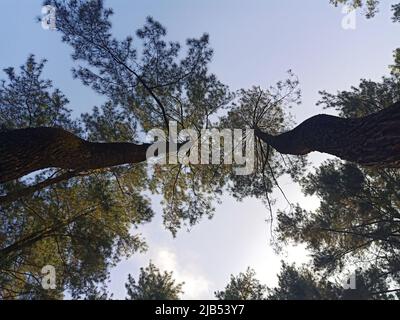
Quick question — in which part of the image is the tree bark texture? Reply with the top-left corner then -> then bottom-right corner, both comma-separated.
255,101 -> 400,168
0,127 -> 150,183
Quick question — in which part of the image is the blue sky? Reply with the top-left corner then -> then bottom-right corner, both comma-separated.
1,0 -> 399,299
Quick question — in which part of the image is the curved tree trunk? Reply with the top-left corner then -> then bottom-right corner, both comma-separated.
255,101 -> 400,168
0,127 -> 151,183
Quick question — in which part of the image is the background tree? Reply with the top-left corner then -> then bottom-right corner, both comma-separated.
125,262 -> 183,300
215,267 -> 266,300
329,0 -> 400,19
215,263 -> 395,300
267,262 -> 394,300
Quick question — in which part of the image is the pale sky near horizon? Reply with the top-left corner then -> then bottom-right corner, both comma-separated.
1,0 -> 399,299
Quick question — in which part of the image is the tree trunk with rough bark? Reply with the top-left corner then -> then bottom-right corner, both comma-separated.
0,127 -> 151,183
255,101 -> 400,168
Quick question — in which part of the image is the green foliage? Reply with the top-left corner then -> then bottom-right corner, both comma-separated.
318,77 -> 400,118
215,267 -> 266,300
43,0 -> 235,235
216,263 -> 395,300
125,262 -> 184,300
0,173 -> 151,299
46,0 -> 231,132
0,55 -> 75,131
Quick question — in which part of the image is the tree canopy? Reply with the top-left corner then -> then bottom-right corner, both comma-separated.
1,0 -> 400,299
125,262 -> 184,300
215,267 -> 267,300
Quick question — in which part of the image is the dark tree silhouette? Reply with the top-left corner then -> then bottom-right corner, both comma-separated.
267,263 -> 395,300
2,0 -> 400,187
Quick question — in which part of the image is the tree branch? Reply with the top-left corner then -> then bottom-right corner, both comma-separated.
0,170 -> 82,205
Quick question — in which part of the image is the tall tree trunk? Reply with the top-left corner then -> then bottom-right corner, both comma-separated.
0,127 -> 151,183
255,101 -> 400,167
